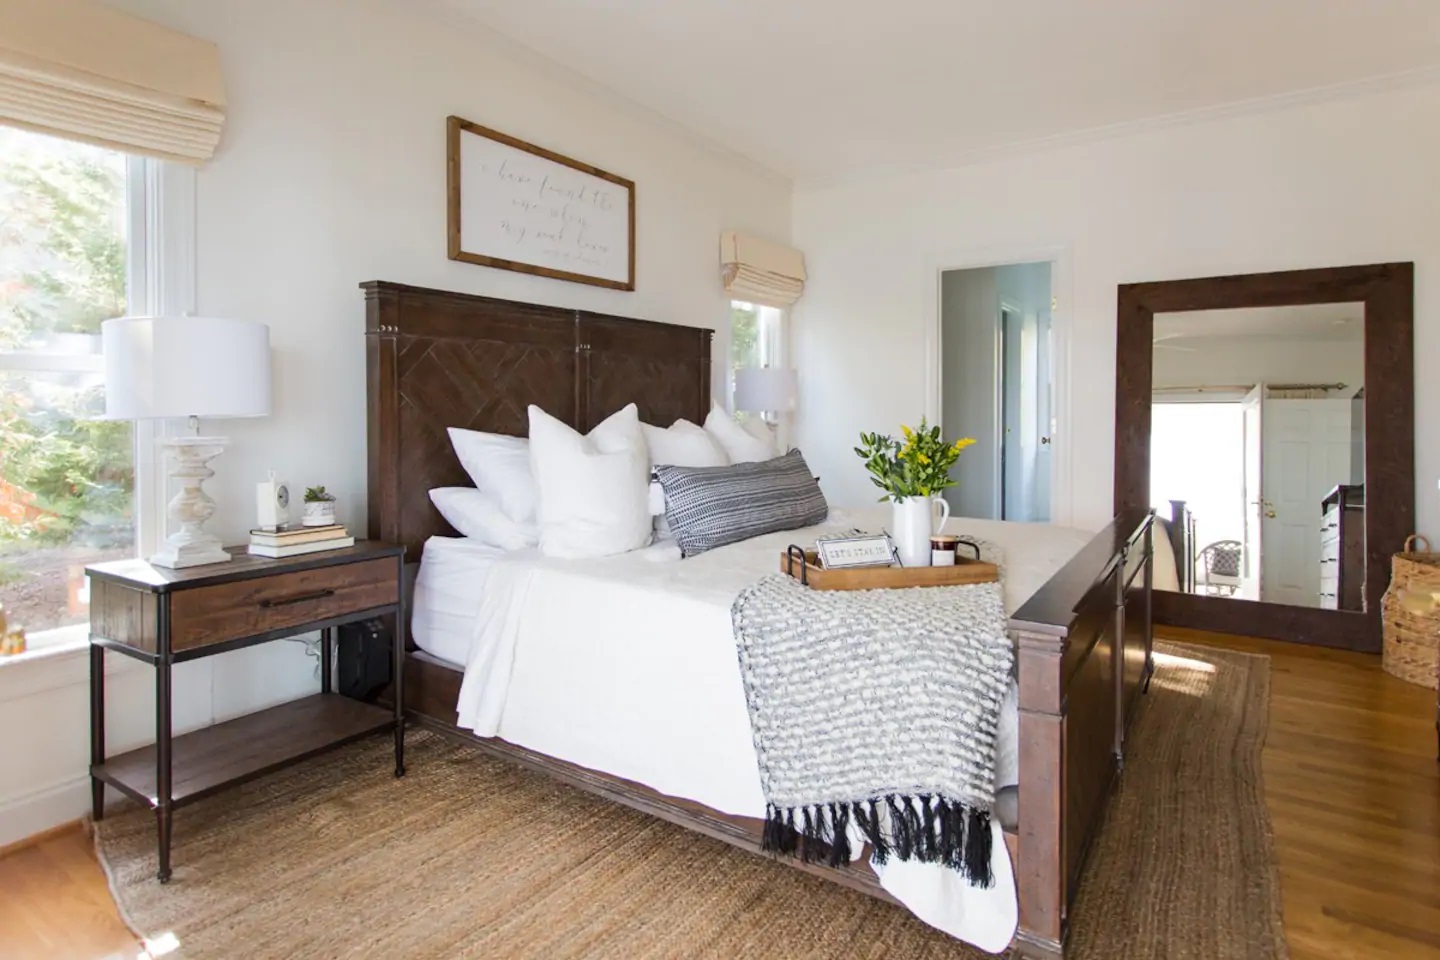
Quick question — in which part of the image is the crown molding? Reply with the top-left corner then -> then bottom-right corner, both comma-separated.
798,63 -> 1440,193
405,0 -> 792,191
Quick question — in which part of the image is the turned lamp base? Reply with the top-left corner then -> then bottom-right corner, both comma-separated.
150,436 -> 232,570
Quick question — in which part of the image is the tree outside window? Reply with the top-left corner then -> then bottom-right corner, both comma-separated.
731,301 -> 761,373
0,127 -> 135,636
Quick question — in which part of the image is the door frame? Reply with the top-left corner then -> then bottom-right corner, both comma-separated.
998,300 -> 1020,520
930,244 -> 1073,525
1238,383 -> 1265,601
1115,263 -> 1414,652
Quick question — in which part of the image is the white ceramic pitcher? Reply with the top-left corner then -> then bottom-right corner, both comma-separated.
891,495 -> 950,567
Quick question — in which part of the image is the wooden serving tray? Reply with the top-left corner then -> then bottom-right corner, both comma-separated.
780,548 -> 999,591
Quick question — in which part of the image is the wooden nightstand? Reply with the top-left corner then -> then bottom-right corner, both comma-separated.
86,541 -> 406,882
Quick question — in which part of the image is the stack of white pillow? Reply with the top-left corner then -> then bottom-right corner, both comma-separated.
430,402 -> 781,559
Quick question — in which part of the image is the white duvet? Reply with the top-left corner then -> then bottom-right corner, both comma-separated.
418,507 -> 1093,954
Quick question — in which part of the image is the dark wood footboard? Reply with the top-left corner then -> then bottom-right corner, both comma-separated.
1008,510 -> 1154,960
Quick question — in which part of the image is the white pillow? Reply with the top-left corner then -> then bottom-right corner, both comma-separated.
703,402 -> 777,463
429,487 -> 538,551
642,418 -> 729,469
643,418 -> 728,541
528,403 -> 651,559
741,415 -> 778,449
648,480 -> 675,542
447,428 -> 536,524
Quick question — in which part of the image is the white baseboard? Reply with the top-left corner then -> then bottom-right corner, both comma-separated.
0,775 -> 93,849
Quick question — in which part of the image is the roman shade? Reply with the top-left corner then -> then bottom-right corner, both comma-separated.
0,0 -> 226,163
720,231 -> 807,308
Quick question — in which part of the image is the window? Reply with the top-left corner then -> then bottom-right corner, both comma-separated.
0,126 -> 138,645
729,300 -> 784,418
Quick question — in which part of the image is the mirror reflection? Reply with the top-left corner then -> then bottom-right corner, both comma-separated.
1149,304 -> 1365,609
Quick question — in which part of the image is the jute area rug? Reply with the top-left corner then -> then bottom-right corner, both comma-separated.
95,641 -> 1286,959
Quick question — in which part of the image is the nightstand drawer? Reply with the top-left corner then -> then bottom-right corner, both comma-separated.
169,558 -> 398,652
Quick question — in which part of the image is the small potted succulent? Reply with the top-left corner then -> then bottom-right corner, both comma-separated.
302,485 -> 338,527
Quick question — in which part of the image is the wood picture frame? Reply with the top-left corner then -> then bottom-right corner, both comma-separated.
446,116 -> 636,291
1114,262 -> 1414,652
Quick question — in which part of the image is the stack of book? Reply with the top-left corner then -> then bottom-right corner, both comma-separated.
248,524 -> 355,558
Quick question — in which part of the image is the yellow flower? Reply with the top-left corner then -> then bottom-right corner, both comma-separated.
952,437 -> 976,453
917,453 -> 930,465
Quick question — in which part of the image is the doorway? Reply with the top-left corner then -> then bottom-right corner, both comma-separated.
1149,400 -> 1247,595
939,261 -> 1053,522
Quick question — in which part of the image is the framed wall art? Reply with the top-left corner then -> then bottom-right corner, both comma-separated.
446,116 -> 635,291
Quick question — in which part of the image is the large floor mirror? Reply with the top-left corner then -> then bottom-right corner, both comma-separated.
1115,264 -> 1414,651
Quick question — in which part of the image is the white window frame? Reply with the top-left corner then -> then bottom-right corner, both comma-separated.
126,155 -> 198,559
0,144 -> 195,654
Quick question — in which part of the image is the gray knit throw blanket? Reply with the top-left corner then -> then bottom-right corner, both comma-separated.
732,569 -> 1011,886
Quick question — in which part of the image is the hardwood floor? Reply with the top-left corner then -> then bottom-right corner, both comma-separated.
1165,627 -> 1440,960
0,823 -> 139,959
0,629 -> 1434,959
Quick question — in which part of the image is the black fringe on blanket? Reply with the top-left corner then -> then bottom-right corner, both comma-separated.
761,797 -> 995,888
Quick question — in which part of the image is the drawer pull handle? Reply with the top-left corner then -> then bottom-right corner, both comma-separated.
260,589 -> 336,608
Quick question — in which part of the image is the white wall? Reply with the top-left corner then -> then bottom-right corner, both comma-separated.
1152,336 -> 1364,391
792,80 -> 1439,534
0,0 -> 790,845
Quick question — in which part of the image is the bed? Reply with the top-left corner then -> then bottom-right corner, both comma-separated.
364,280 -> 1155,960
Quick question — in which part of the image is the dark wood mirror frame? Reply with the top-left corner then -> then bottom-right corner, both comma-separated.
1114,263 -> 1414,652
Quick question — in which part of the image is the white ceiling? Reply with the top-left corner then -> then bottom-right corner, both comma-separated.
439,0 -> 1440,183
1155,304 -> 1366,343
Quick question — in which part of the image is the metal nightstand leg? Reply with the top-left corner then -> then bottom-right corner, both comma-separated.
394,554 -> 406,778
155,592 -> 174,885
156,650 -> 173,883
320,627 -> 333,694
90,642 -> 105,821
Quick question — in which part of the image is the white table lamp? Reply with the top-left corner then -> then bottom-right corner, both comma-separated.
734,366 -> 797,418
103,317 -> 271,569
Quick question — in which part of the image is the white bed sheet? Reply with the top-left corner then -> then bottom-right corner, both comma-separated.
411,537 -> 507,665
426,508 -> 1094,954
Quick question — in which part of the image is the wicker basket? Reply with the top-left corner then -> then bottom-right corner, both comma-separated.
1380,535 -> 1440,690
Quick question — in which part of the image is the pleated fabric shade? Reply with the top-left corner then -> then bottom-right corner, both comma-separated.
0,0 -> 226,163
720,231 -> 807,308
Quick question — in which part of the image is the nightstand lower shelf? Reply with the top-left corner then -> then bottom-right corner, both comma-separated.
92,693 -> 394,809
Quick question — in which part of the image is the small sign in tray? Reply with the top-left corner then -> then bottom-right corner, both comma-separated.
780,545 -> 999,591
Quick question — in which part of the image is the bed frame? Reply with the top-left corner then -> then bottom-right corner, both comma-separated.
363,280 -> 1154,960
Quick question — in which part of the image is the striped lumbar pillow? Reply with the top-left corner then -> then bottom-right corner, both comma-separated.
654,450 -> 828,557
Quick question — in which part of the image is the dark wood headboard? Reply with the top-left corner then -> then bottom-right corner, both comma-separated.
364,281 -> 713,562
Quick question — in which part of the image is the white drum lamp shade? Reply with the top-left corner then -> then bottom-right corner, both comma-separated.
734,367 -> 797,414
101,316 -> 271,569
102,316 -> 270,420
